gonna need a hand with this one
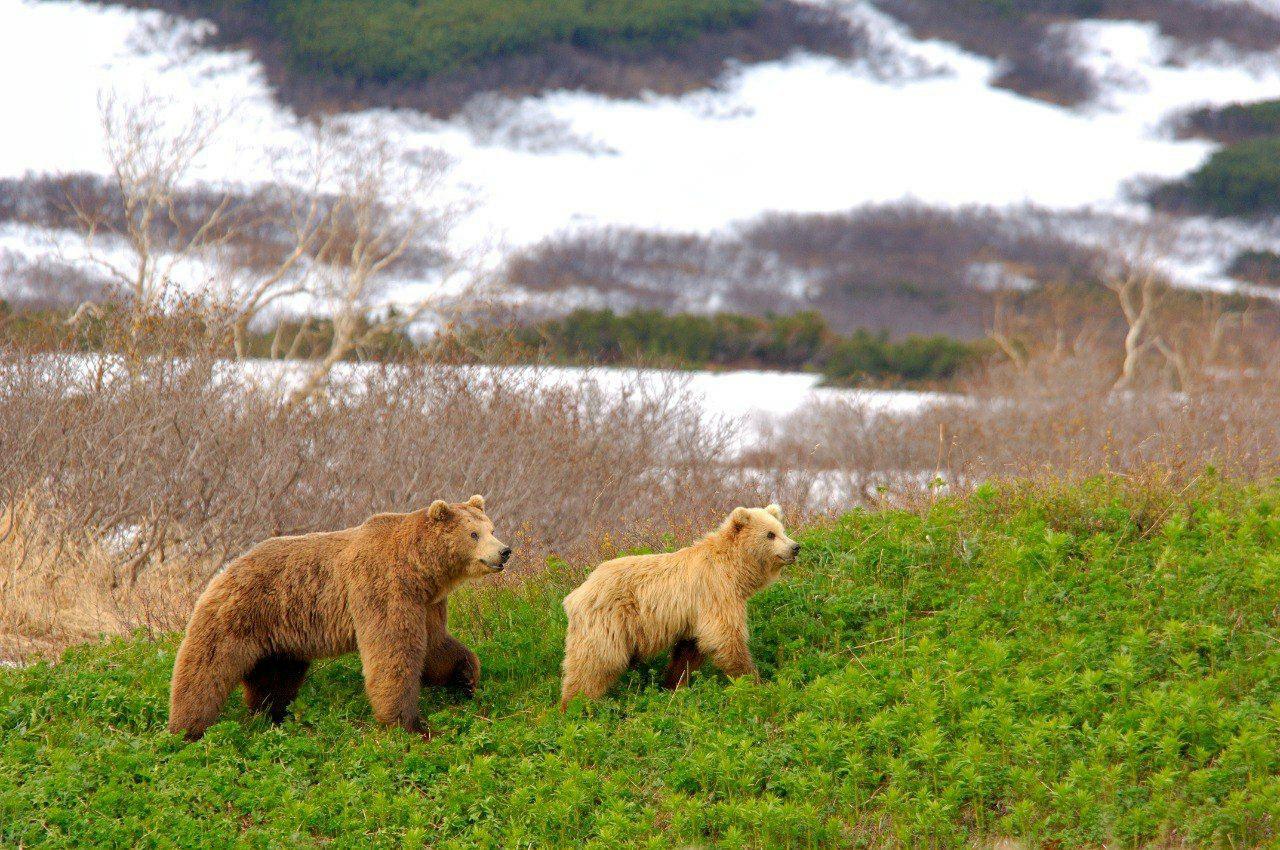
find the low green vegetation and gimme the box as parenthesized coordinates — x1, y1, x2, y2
(4, 478, 1280, 846)
(1, 302, 984, 387)
(1184, 136, 1280, 217)
(1156, 99, 1280, 217)
(485, 308, 987, 386)
(198, 0, 758, 81)
(821, 329, 980, 387)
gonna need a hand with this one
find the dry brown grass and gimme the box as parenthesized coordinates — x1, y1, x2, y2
(0, 497, 207, 662)
(747, 348, 1280, 508)
(7, 260, 1280, 663)
(0, 347, 764, 662)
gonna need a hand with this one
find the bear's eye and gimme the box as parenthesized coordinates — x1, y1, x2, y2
(471, 531, 479, 540)
(766, 531, 776, 540)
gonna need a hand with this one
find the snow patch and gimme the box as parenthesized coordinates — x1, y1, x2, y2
(4, 0, 1280, 297)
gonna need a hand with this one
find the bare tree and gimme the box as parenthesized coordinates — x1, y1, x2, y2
(58, 94, 479, 394)
(66, 93, 336, 360)
(283, 126, 471, 406)
(1104, 261, 1164, 392)
(206, 143, 334, 358)
(64, 93, 231, 358)
(986, 288, 1029, 369)
(1154, 293, 1248, 392)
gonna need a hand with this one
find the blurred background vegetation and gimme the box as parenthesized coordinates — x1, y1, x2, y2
(248, 0, 759, 81)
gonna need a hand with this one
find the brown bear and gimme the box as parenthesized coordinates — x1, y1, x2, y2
(168, 495, 510, 740)
(559, 504, 798, 706)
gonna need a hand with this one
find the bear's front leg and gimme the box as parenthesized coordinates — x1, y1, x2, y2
(710, 642, 759, 681)
(361, 648, 431, 735)
(353, 602, 432, 736)
(699, 610, 761, 683)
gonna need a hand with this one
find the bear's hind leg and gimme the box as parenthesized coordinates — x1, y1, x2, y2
(243, 655, 311, 724)
(559, 625, 628, 708)
(559, 663, 625, 707)
(422, 636, 479, 699)
(169, 632, 260, 741)
(661, 639, 706, 690)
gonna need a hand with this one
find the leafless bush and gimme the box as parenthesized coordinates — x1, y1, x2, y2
(0, 252, 112, 309)
(743, 204, 1105, 333)
(503, 226, 801, 317)
(6, 96, 469, 399)
(0, 345, 761, 660)
(872, 0, 1098, 106)
(745, 251, 1280, 505)
(1106, 0, 1280, 54)
(747, 321, 1280, 506)
(0, 172, 442, 280)
(505, 204, 1107, 336)
(873, 0, 1280, 107)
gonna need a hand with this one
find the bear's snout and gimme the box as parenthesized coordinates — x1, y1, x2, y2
(498, 547, 512, 567)
(790, 543, 801, 557)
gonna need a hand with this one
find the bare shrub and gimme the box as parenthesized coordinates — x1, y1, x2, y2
(505, 204, 1108, 337)
(0, 172, 442, 281)
(872, 0, 1098, 106)
(873, 0, 1280, 107)
(748, 322, 1280, 506)
(6, 96, 469, 396)
(0, 252, 112, 310)
(742, 204, 1105, 334)
(1105, 0, 1280, 54)
(503, 226, 799, 317)
(745, 256, 1280, 506)
(0, 345, 757, 661)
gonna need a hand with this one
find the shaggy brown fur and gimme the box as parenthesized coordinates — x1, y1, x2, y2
(560, 504, 798, 706)
(168, 495, 510, 740)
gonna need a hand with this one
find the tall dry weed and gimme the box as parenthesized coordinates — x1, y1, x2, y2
(0, 348, 761, 661)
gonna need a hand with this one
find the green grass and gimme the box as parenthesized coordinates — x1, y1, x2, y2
(471, 308, 987, 387)
(1184, 136, 1280, 217)
(212, 0, 759, 82)
(4, 479, 1280, 846)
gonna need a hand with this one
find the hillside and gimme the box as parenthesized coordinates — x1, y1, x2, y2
(7, 0, 1280, 318)
(85, 0, 863, 114)
(872, 0, 1280, 105)
(3, 479, 1278, 846)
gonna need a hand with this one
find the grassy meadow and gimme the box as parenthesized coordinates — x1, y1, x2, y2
(3, 478, 1280, 847)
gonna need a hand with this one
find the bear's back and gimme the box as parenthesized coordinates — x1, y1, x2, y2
(566, 549, 698, 613)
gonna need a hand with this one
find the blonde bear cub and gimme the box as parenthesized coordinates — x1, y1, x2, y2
(560, 504, 799, 706)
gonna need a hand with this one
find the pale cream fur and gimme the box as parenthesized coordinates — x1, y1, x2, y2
(560, 504, 798, 705)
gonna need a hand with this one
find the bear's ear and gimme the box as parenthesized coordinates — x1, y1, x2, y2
(428, 500, 453, 521)
(764, 503, 783, 520)
(466, 494, 485, 511)
(728, 506, 752, 533)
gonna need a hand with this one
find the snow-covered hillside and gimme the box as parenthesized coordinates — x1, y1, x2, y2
(4, 0, 1280, 295)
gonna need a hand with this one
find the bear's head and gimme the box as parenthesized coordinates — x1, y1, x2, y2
(423, 494, 512, 581)
(720, 503, 799, 590)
